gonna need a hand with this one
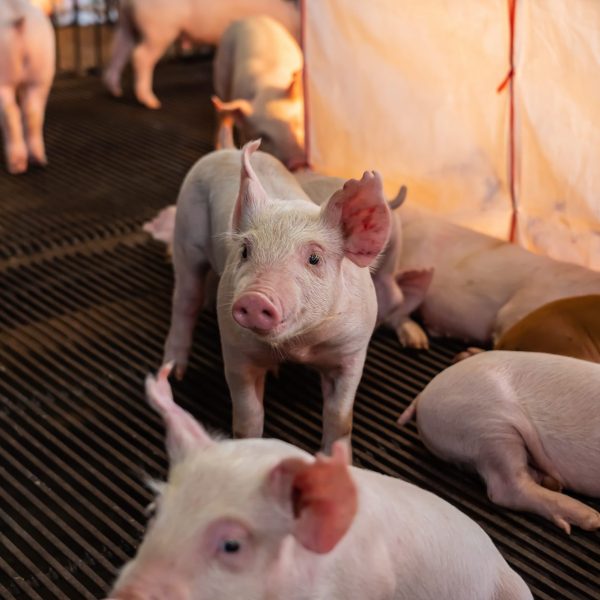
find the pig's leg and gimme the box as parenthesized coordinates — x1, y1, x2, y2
(479, 437, 600, 533)
(132, 32, 175, 109)
(319, 353, 366, 454)
(20, 83, 50, 166)
(0, 86, 27, 174)
(389, 313, 429, 349)
(103, 19, 135, 98)
(221, 353, 267, 438)
(164, 251, 208, 379)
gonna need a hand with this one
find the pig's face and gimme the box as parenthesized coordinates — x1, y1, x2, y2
(212, 72, 307, 170)
(108, 366, 357, 600)
(223, 141, 391, 346)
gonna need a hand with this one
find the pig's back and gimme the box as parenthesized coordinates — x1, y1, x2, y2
(350, 469, 525, 599)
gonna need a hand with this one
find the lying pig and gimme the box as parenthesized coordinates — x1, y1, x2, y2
(106, 364, 532, 600)
(0, 0, 55, 173)
(164, 140, 391, 451)
(212, 16, 305, 169)
(494, 294, 600, 363)
(103, 0, 300, 110)
(295, 172, 600, 349)
(398, 351, 600, 533)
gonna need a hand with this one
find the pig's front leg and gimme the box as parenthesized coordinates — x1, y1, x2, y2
(319, 353, 367, 454)
(164, 255, 209, 379)
(0, 86, 27, 174)
(222, 351, 268, 439)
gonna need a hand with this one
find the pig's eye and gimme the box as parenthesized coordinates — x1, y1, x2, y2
(219, 539, 241, 554)
(308, 253, 320, 266)
(241, 244, 249, 260)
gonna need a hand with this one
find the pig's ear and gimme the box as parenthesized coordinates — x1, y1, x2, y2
(211, 95, 253, 123)
(268, 440, 357, 553)
(145, 362, 213, 463)
(395, 268, 434, 314)
(232, 139, 269, 232)
(285, 70, 303, 99)
(321, 171, 391, 267)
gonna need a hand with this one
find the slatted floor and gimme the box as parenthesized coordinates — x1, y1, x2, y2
(0, 59, 598, 600)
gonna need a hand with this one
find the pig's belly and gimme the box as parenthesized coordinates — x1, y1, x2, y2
(419, 291, 500, 344)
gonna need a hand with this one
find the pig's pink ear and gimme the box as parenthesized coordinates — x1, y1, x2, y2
(232, 139, 269, 232)
(321, 171, 391, 267)
(285, 70, 303, 99)
(145, 362, 213, 463)
(211, 95, 253, 123)
(395, 268, 434, 314)
(268, 440, 357, 553)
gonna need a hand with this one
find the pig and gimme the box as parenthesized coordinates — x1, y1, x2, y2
(164, 140, 391, 452)
(295, 172, 600, 349)
(106, 363, 532, 600)
(398, 351, 600, 533)
(295, 170, 429, 348)
(492, 294, 600, 363)
(103, 0, 300, 110)
(0, 0, 55, 174)
(211, 15, 306, 169)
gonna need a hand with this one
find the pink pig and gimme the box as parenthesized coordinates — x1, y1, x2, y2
(211, 15, 306, 169)
(0, 0, 55, 174)
(164, 140, 391, 451)
(106, 364, 532, 600)
(398, 351, 600, 533)
(103, 0, 299, 110)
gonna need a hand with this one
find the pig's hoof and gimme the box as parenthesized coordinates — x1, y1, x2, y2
(453, 347, 486, 363)
(138, 94, 162, 110)
(29, 153, 48, 168)
(551, 501, 600, 533)
(7, 154, 28, 174)
(397, 321, 429, 349)
(103, 72, 123, 97)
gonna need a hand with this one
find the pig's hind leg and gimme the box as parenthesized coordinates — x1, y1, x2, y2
(164, 246, 209, 380)
(0, 85, 27, 173)
(479, 430, 600, 533)
(20, 82, 50, 166)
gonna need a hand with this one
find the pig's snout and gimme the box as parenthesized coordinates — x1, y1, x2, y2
(232, 292, 282, 333)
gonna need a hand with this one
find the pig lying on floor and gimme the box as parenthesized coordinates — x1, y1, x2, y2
(0, 0, 54, 174)
(212, 15, 306, 170)
(164, 140, 391, 452)
(398, 351, 600, 533)
(106, 364, 532, 600)
(295, 172, 600, 349)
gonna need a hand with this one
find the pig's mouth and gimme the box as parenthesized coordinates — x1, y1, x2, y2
(248, 318, 288, 339)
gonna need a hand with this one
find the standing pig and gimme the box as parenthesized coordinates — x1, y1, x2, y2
(103, 0, 300, 110)
(211, 15, 305, 169)
(398, 351, 600, 532)
(106, 364, 532, 600)
(0, 0, 55, 174)
(164, 140, 391, 451)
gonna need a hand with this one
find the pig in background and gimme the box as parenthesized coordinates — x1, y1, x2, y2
(103, 0, 300, 110)
(212, 15, 306, 170)
(164, 141, 391, 453)
(106, 364, 532, 600)
(0, 0, 55, 174)
(398, 351, 600, 533)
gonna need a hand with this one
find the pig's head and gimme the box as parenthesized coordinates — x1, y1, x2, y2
(223, 140, 391, 346)
(211, 71, 306, 170)
(107, 364, 358, 600)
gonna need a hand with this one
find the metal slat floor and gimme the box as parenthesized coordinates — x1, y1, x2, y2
(0, 59, 598, 600)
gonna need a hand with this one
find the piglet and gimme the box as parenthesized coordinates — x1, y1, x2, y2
(106, 364, 532, 600)
(398, 350, 600, 532)
(164, 140, 390, 452)
(212, 16, 306, 169)
(0, 0, 55, 173)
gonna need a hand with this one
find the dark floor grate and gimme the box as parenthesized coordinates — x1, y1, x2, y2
(0, 61, 598, 600)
